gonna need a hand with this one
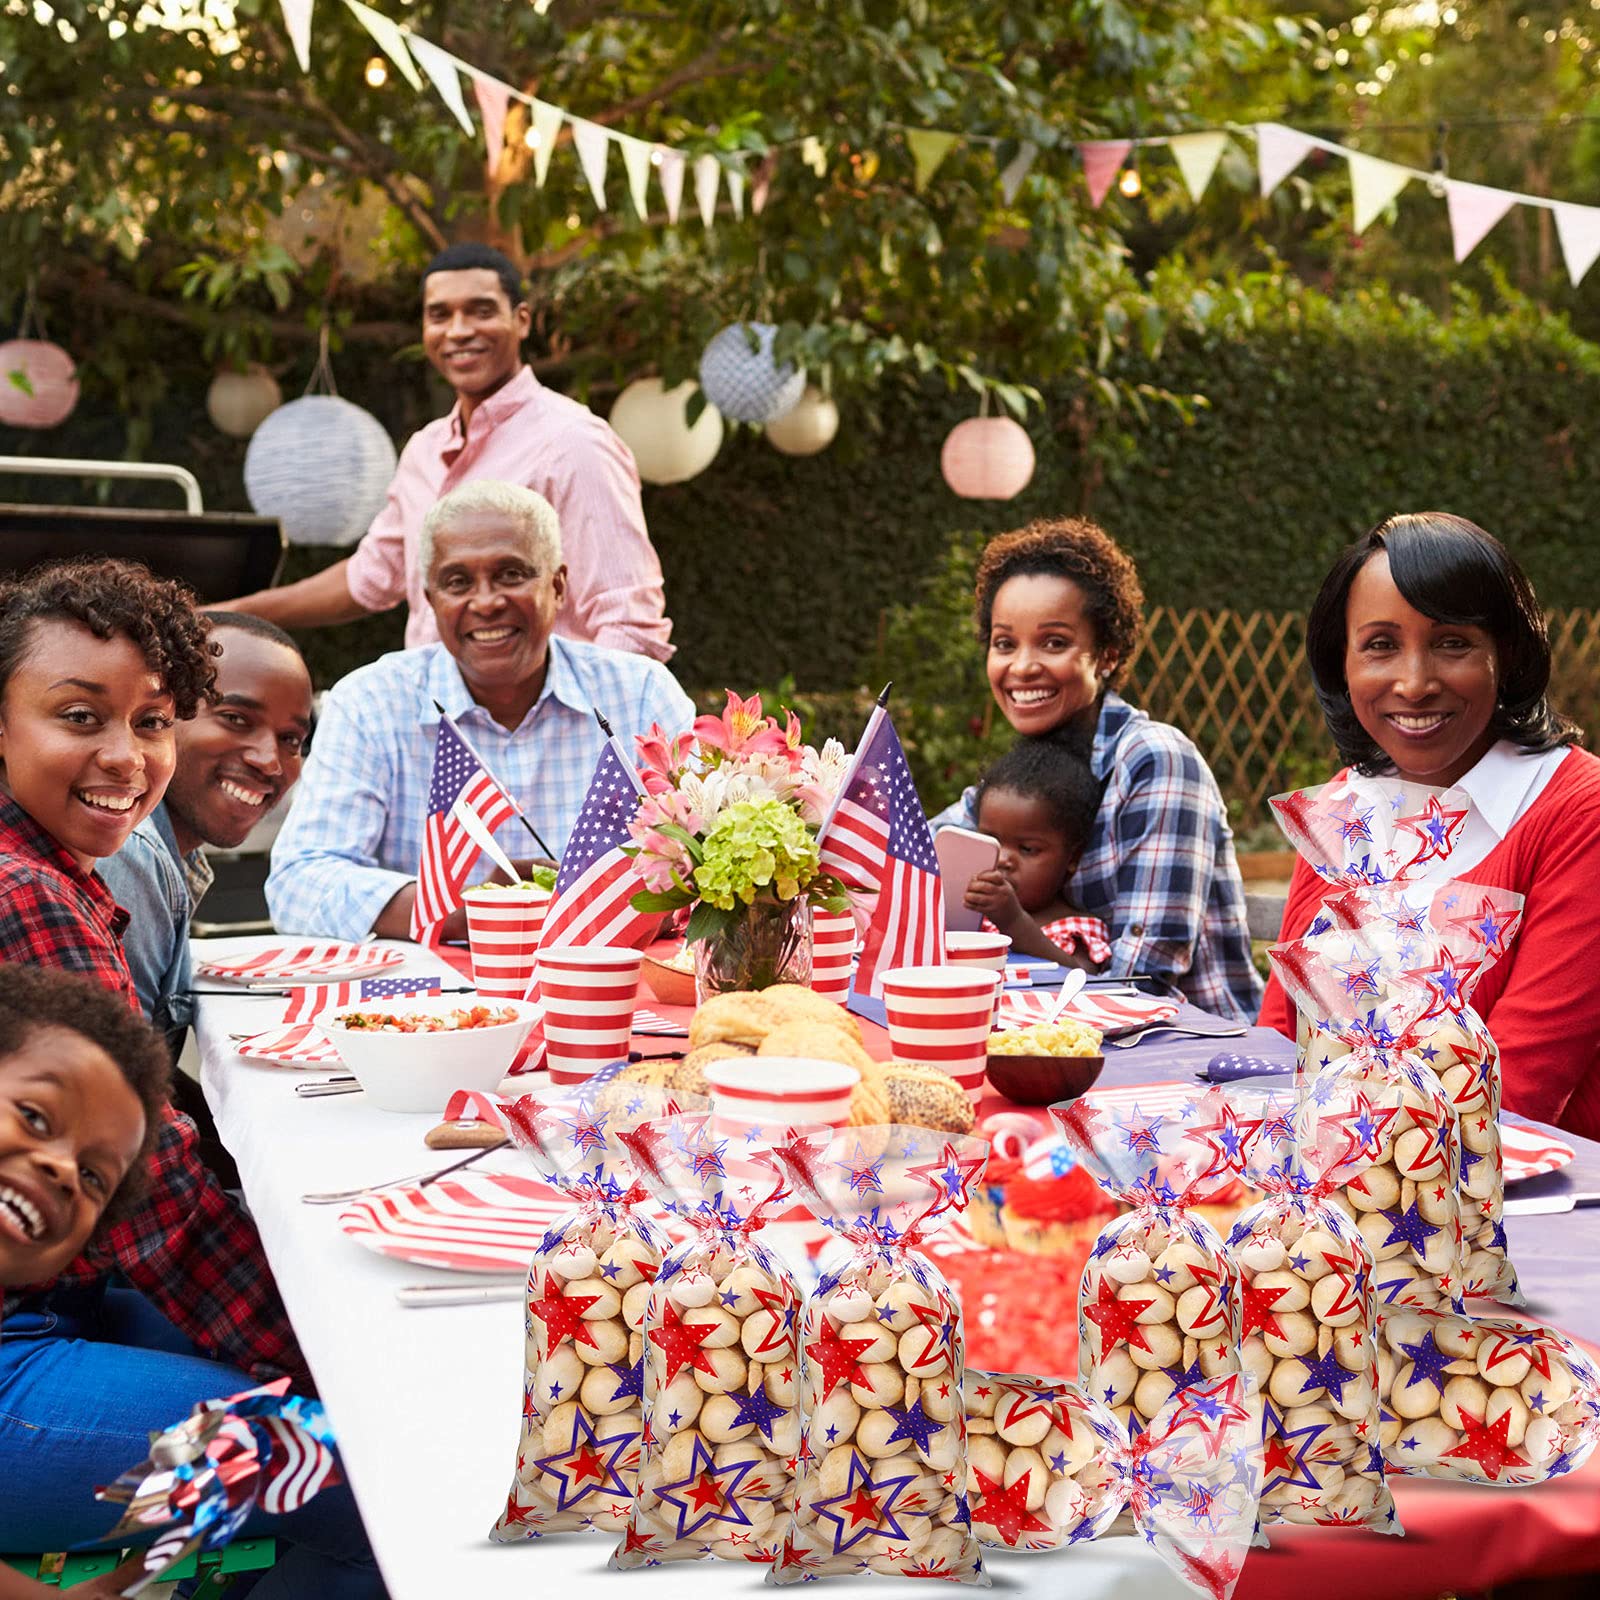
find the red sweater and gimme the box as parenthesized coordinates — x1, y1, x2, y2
(1258, 748, 1600, 1143)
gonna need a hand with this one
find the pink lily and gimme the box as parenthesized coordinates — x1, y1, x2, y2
(692, 690, 790, 761)
(634, 724, 694, 795)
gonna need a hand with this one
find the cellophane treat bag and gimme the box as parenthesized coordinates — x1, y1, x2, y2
(610, 1108, 818, 1569)
(1269, 936, 1466, 1313)
(1227, 1087, 1396, 1532)
(486, 1074, 700, 1541)
(1051, 1089, 1244, 1440)
(1376, 1308, 1600, 1485)
(1309, 881, 1525, 1302)
(768, 1125, 991, 1585)
(962, 1368, 1261, 1598)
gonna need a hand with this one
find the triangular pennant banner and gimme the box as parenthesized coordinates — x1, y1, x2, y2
(571, 119, 611, 210)
(1347, 151, 1414, 233)
(656, 147, 686, 223)
(1080, 140, 1132, 209)
(694, 154, 721, 227)
(1554, 201, 1600, 288)
(1445, 179, 1517, 263)
(471, 74, 508, 171)
(343, 0, 421, 90)
(907, 128, 958, 193)
(726, 161, 745, 220)
(999, 140, 1037, 204)
(278, 0, 313, 72)
(1169, 131, 1229, 204)
(407, 37, 473, 135)
(1255, 122, 1316, 198)
(530, 99, 564, 187)
(617, 133, 653, 219)
(800, 135, 827, 178)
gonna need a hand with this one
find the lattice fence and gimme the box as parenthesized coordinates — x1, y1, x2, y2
(1123, 607, 1600, 829)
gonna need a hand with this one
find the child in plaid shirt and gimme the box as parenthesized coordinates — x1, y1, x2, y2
(965, 738, 1112, 970)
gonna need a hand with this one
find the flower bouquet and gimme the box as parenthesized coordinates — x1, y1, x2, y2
(626, 691, 852, 999)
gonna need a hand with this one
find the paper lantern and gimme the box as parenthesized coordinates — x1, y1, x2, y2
(0, 339, 79, 429)
(697, 322, 805, 424)
(940, 416, 1036, 500)
(763, 384, 839, 457)
(608, 377, 724, 485)
(207, 366, 283, 439)
(243, 395, 397, 546)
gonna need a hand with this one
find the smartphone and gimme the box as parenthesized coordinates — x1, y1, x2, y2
(935, 825, 1001, 933)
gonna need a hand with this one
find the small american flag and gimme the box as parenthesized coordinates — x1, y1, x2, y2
(817, 707, 944, 997)
(282, 974, 444, 1024)
(411, 720, 519, 942)
(539, 741, 657, 951)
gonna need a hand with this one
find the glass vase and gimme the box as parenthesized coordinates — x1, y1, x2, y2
(693, 895, 814, 1002)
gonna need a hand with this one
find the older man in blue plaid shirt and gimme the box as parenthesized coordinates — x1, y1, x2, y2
(266, 481, 693, 942)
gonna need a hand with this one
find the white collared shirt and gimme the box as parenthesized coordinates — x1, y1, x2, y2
(1412, 740, 1571, 881)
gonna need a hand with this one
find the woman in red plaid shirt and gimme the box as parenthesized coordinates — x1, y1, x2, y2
(0, 561, 384, 1596)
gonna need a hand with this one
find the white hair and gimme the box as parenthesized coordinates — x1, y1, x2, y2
(419, 480, 563, 580)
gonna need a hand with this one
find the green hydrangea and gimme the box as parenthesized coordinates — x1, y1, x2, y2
(693, 799, 820, 911)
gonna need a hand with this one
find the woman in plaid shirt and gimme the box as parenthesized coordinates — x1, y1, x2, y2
(932, 519, 1261, 1022)
(0, 561, 384, 1595)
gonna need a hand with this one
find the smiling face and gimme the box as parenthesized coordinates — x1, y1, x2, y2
(1343, 550, 1501, 787)
(985, 573, 1116, 737)
(0, 1027, 145, 1285)
(422, 268, 530, 403)
(161, 629, 312, 854)
(0, 621, 176, 870)
(976, 786, 1078, 914)
(425, 511, 567, 704)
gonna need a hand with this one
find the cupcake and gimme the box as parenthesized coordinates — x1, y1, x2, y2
(999, 1145, 1118, 1256)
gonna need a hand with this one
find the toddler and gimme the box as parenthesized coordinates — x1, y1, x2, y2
(965, 738, 1111, 971)
(0, 965, 168, 1600)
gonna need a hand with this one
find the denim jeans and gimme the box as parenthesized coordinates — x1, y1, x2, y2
(0, 1283, 387, 1599)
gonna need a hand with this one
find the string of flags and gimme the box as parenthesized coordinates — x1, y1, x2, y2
(276, 0, 1600, 288)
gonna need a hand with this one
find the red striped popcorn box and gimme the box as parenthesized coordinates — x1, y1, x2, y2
(702, 1054, 860, 1128)
(462, 887, 551, 1001)
(809, 907, 856, 1003)
(881, 964, 1002, 1103)
(536, 944, 643, 1084)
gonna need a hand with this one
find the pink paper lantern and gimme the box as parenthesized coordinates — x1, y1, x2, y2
(940, 415, 1035, 500)
(0, 339, 79, 429)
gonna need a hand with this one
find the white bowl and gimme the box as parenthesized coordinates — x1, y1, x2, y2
(323, 997, 542, 1113)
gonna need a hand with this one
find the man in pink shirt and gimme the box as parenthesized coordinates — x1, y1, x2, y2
(222, 243, 673, 662)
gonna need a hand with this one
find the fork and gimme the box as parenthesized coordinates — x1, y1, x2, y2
(300, 1141, 507, 1204)
(1105, 1022, 1248, 1049)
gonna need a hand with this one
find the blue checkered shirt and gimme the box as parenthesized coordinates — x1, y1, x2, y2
(931, 691, 1262, 1021)
(265, 636, 694, 940)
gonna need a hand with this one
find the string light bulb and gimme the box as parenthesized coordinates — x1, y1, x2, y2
(364, 56, 388, 88)
(1118, 162, 1143, 199)
(523, 125, 541, 151)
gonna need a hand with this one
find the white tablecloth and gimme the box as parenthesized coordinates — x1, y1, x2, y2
(192, 934, 1188, 1599)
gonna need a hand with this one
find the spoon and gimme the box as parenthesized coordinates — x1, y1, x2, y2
(1046, 968, 1088, 1023)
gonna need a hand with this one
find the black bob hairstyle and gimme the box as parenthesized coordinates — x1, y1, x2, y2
(421, 242, 526, 310)
(1305, 511, 1581, 774)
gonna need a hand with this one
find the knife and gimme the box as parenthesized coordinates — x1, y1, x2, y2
(396, 1281, 525, 1307)
(1502, 1190, 1600, 1217)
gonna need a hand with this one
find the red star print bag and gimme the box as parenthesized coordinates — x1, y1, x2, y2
(1223, 1085, 1397, 1533)
(482, 1074, 700, 1542)
(608, 1108, 818, 1569)
(767, 1125, 991, 1585)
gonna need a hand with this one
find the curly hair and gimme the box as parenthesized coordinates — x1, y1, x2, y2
(0, 559, 217, 719)
(973, 518, 1145, 686)
(0, 965, 171, 1228)
(1307, 512, 1581, 774)
(976, 737, 1103, 861)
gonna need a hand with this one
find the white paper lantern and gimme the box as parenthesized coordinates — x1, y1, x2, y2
(940, 416, 1036, 500)
(0, 339, 79, 429)
(243, 395, 397, 546)
(207, 366, 283, 439)
(697, 322, 805, 424)
(763, 385, 839, 457)
(609, 377, 724, 485)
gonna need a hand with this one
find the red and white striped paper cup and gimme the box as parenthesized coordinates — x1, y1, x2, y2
(535, 944, 643, 1084)
(881, 965, 1002, 1104)
(703, 1056, 860, 1129)
(810, 908, 858, 1004)
(943, 930, 1011, 1024)
(462, 888, 550, 1001)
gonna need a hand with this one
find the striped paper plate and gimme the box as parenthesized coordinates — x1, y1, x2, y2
(197, 942, 406, 984)
(233, 1023, 342, 1068)
(339, 1174, 567, 1274)
(632, 1009, 688, 1037)
(1502, 1121, 1575, 1184)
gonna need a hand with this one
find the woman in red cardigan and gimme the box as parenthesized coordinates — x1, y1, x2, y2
(1259, 512, 1600, 1141)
